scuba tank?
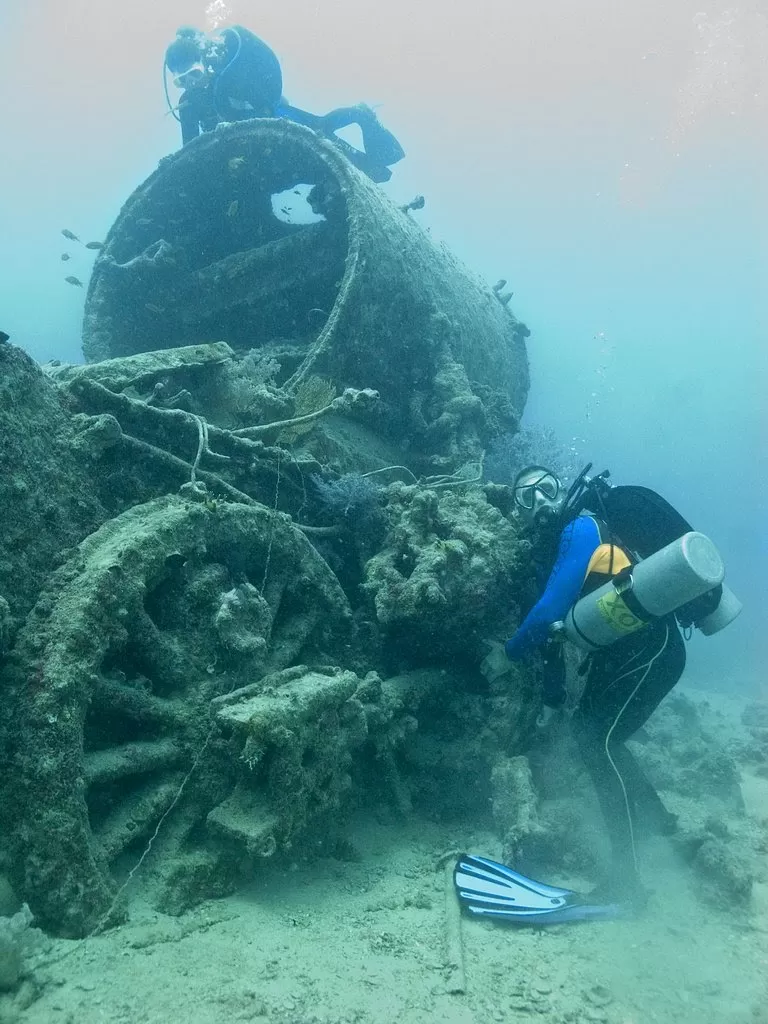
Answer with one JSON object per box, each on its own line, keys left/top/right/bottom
{"left": 563, "top": 532, "right": 724, "bottom": 651}
{"left": 556, "top": 465, "right": 742, "bottom": 649}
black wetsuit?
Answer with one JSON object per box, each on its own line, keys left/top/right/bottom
{"left": 177, "top": 26, "right": 282, "bottom": 145}
{"left": 572, "top": 617, "right": 685, "bottom": 879}
{"left": 276, "top": 102, "right": 405, "bottom": 182}
{"left": 506, "top": 515, "right": 686, "bottom": 886}
{"left": 175, "top": 25, "right": 404, "bottom": 182}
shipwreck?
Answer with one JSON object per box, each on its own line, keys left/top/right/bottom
{"left": 0, "top": 119, "right": 540, "bottom": 936}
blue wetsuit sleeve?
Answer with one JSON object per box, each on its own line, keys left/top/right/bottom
{"left": 505, "top": 516, "right": 601, "bottom": 659}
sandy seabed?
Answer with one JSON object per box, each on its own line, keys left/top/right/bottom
{"left": 15, "top": 689, "right": 768, "bottom": 1024}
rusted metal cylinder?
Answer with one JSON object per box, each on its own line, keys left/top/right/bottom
{"left": 83, "top": 119, "right": 529, "bottom": 464}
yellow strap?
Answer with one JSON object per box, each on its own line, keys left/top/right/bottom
{"left": 585, "top": 542, "right": 631, "bottom": 579}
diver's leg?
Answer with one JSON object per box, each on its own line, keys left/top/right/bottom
{"left": 278, "top": 104, "right": 325, "bottom": 132}
{"left": 322, "top": 104, "right": 405, "bottom": 167}
{"left": 591, "top": 738, "right": 678, "bottom": 838}
{"left": 573, "top": 621, "right": 684, "bottom": 896}
{"left": 319, "top": 105, "right": 361, "bottom": 134}
{"left": 358, "top": 115, "right": 405, "bottom": 166}
{"left": 624, "top": 748, "right": 679, "bottom": 835}
{"left": 604, "top": 622, "right": 686, "bottom": 741}
{"left": 573, "top": 710, "right": 640, "bottom": 876}
{"left": 607, "top": 623, "right": 686, "bottom": 835}
{"left": 327, "top": 138, "right": 393, "bottom": 182}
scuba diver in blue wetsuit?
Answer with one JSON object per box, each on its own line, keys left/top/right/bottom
{"left": 504, "top": 466, "right": 684, "bottom": 906}
{"left": 163, "top": 25, "right": 405, "bottom": 183}
{"left": 460, "top": 464, "right": 740, "bottom": 922}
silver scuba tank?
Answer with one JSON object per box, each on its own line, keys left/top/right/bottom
{"left": 695, "top": 583, "right": 742, "bottom": 635}
{"left": 561, "top": 532, "right": 729, "bottom": 651}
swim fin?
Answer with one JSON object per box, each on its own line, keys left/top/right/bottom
{"left": 454, "top": 854, "right": 622, "bottom": 925}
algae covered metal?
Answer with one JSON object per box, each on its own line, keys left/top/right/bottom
{"left": 4, "top": 496, "right": 358, "bottom": 934}
{"left": 82, "top": 118, "right": 529, "bottom": 466}
{"left": 0, "top": 125, "right": 544, "bottom": 938}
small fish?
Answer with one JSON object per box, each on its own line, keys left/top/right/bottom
{"left": 280, "top": 206, "right": 291, "bottom": 215}
{"left": 61, "top": 253, "right": 71, "bottom": 261}
{"left": 226, "top": 200, "right": 239, "bottom": 218}
{"left": 64, "top": 275, "right": 84, "bottom": 287}
{"left": 144, "top": 303, "right": 165, "bottom": 314}
{"left": 61, "top": 229, "right": 80, "bottom": 242}
{"left": 228, "top": 156, "right": 246, "bottom": 172}
{"left": 85, "top": 241, "right": 104, "bottom": 250}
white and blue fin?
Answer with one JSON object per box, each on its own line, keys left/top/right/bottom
{"left": 454, "top": 854, "right": 622, "bottom": 925}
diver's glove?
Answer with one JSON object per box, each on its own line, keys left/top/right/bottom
{"left": 480, "top": 640, "right": 514, "bottom": 684}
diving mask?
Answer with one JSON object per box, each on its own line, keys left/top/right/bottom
{"left": 513, "top": 468, "right": 564, "bottom": 525}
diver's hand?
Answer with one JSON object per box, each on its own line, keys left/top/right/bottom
{"left": 480, "top": 640, "right": 513, "bottom": 684}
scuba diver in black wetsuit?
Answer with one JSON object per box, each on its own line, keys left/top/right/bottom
{"left": 163, "top": 25, "right": 405, "bottom": 183}
{"left": 479, "top": 464, "right": 741, "bottom": 911}
{"left": 163, "top": 26, "right": 282, "bottom": 143}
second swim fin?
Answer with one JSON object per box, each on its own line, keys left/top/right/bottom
{"left": 454, "top": 854, "right": 622, "bottom": 925}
